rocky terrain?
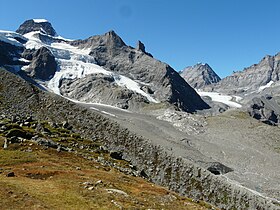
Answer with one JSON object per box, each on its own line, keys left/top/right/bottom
{"left": 0, "top": 114, "right": 213, "bottom": 210}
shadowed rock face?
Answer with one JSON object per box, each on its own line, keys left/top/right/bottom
{"left": 0, "top": 41, "right": 24, "bottom": 66}
{"left": 16, "top": 19, "right": 57, "bottom": 36}
{"left": 71, "top": 31, "right": 210, "bottom": 112}
{"left": 22, "top": 47, "right": 57, "bottom": 80}
{"left": 180, "top": 63, "right": 221, "bottom": 89}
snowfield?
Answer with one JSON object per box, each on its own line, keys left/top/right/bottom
{"left": 197, "top": 91, "right": 242, "bottom": 108}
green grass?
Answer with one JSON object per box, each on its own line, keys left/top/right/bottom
{"left": 0, "top": 150, "right": 36, "bottom": 166}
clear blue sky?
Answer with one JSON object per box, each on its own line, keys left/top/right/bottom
{"left": 1, "top": 0, "right": 280, "bottom": 78}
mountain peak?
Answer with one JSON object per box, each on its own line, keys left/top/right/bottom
{"left": 103, "top": 30, "right": 126, "bottom": 47}
{"left": 180, "top": 63, "right": 221, "bottom": 89}
{"left": 16, "top": 19, "right": 57, "bottom": 36}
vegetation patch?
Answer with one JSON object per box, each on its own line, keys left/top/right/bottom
{"left": 0, "top": 150, "right": 36, "bottom": 166}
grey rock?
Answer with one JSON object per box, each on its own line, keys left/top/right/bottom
{"left": 6, "top": 171, "right": 15, "bottom": 177}
{"left": 214, "top": 53, "right": 280, "bottom": 94}
{"left": 60, "top": 74, "right": 151, "bottom": 110}
{"left": 248, "top": 95, "right": 280, "bottom": 125}
{"left": 0, "top": 39, "right": 24, "bottom": 67}
{"left": 180, "top": 63, "right": 221, "bottom": 89}
{"left": 136, "top": 40, "right": 146, "bottom": 52}
{"left": 69, "top": 31, "right": 209, "bottom": 112}
{"left": 22, "top": 47, "right": 57, "bottom": 80}
{"left": 34, "top": 138, "right": 58, "bottom": 149}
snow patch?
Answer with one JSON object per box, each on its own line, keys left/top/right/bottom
{"left": 258, "top": 81, "right": 274, "bottom": 92}
{"left": 0, "top": 30, "right": 24, "bottom": 47}
{"left": 100, "top": 111, "right": 117, "bottom": 117}
{"left": 113, "top": 75, "right": 159, "bottom": 103}
{"left": 33, "top": 19, "right": 48, "bottom": 23}
{"left": 197, "top": 91, "right": 242, "bottom": 108}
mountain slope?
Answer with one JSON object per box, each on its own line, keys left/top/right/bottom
{"left": 214, "top": 53, "right": 280, "bottom": 94}
{"left": 0, "top": 19, "right": 210, "bottom": 112}
{"left": 0, "top": 113, "right": 212, "bottom": 210}
{"left": 180, "top": 63, "right": 221, "bottom": 89}
{"left": 1, "top": 67, "right": 280, "bottom": 209}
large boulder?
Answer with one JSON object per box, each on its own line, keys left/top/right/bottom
{"left": 248, "top": 95, "right": 280, "bottom": 125}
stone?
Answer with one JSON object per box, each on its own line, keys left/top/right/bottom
{"left": 3, "top": 139, "right": 8, "bottom": 149}
{"left": 6, "top": 172, "right": 15, "bottom": 177}
{"left": 6, "top": 128, "right": 33, "bottom": 139}
{"left": 110, "top": 151, "right": 123, "bottom": 160}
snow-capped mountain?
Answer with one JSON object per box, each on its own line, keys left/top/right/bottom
{"left": 0, "top": 19, "right": 209, "bottom": 112}
{"left": 179, "top": 63, "right": 221, "bottom": 89}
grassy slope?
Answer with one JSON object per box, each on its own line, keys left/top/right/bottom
{"left": 0, "top": 137, "right": 213, "bottom": 210}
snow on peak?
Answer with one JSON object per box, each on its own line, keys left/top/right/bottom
{"left": 33, "top": 19, "right": 48, "bottom": 23}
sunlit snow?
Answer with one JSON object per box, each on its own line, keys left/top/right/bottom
{"left": 258, "top": 81, "right": 274, "bottom": 92}
{"left": 21, "top": 31, "right": 158, "bottom": 103}
{"left": 113, "top": 75, "right": 159, "bottom": 103}
{"left": 33, "top": 19, "right": 48, "bottom": 23}
{"left": 197, "top": 91, "right": 242, "bottom": 108}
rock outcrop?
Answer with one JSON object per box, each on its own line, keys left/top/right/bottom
{"left": 248, "top": 95, "right": 280, "bottom": 125}
{"left": 22, "top": 47, "right": 57, "bottom": 80}
{"left": 180, "top": 63, "right": 221, "bottom": 89}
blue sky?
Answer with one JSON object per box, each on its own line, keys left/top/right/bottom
{"left": 1, "top": 0, "right": 280, "bottom": 78}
